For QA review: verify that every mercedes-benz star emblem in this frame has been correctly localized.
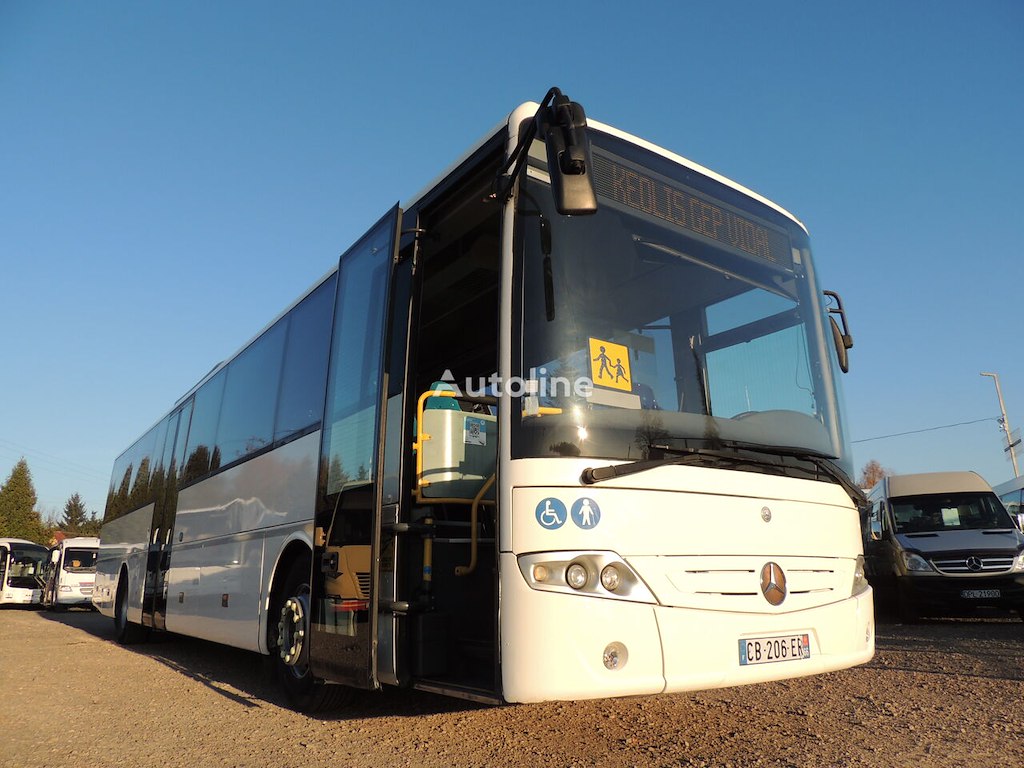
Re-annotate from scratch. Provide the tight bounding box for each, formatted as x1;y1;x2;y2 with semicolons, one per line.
760;562;787;606
966;556;984;572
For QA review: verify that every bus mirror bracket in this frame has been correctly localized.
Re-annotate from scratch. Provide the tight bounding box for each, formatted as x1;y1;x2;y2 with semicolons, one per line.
823;290;853;373
494;86;598;216
538;93;598;216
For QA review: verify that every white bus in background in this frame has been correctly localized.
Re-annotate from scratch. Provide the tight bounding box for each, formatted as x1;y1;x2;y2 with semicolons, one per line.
42;536;99;610
0;537;46;606
95;87;872;712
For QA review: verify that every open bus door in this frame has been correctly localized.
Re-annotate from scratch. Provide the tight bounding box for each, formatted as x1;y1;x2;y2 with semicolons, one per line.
309;205;402;689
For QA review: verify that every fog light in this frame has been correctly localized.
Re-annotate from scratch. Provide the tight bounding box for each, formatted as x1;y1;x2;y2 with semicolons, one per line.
532;564;550;583
566;563;588;590
600;564;622;592
603;641;628;670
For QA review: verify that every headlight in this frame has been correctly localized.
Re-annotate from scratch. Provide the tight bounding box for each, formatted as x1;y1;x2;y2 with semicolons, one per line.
566;562;588;590
901;551;932;573
1011;551;1024;572
600;564;622;592
851;555;870;596
518;551;658;603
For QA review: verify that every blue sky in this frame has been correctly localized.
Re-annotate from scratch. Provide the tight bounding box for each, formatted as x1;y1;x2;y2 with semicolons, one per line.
2;1;1022;517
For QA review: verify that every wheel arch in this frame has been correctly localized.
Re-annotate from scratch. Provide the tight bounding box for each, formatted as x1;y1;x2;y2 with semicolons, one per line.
261;535;313;655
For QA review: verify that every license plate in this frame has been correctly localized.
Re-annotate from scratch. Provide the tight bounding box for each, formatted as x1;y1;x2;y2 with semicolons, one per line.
961;589;1000;599
739;634;810;666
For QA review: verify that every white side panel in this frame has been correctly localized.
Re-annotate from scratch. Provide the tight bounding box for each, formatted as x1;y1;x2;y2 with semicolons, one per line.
94;504;154;619
164;432;319;651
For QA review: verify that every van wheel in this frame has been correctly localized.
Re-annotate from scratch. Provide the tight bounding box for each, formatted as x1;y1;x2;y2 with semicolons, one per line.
270;555;351;713
113;571;148;644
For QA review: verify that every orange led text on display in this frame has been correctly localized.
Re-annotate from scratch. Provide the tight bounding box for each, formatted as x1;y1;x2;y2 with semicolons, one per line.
595;156;785;264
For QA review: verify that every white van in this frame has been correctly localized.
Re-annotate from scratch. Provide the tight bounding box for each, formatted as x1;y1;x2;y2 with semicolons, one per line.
864;472;1024;619
42;536;99;610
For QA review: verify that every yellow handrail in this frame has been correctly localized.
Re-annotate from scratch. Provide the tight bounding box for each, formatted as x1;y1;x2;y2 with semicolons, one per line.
455;473;496;577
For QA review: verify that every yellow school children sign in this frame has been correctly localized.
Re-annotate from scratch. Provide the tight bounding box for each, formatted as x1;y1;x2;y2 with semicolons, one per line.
588;337;632;392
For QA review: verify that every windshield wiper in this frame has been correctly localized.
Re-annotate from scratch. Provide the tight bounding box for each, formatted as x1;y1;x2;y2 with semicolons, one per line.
581;441;865;506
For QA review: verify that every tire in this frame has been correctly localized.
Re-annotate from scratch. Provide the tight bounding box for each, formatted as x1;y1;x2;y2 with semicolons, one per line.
113;570;148;644
269;554;351;713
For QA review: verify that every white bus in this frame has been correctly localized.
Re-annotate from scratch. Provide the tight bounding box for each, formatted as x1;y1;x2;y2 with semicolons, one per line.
95;88;872;711
0;537;46;606
42;536;99;610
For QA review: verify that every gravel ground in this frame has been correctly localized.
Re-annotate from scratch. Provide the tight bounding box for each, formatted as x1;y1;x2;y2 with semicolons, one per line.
1;607;1022;767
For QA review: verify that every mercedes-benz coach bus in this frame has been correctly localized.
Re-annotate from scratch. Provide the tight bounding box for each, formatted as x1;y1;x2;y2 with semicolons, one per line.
94;88;872;711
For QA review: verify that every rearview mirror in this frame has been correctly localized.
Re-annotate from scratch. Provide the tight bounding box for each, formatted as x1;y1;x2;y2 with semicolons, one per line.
540;95;598;216
870;519;883;541
823;290;853;373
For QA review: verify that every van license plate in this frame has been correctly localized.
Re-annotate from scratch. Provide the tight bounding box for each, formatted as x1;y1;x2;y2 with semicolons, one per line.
739;634;810;666
961;589;1000;599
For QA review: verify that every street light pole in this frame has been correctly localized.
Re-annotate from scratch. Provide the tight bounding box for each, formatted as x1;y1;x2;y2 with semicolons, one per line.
980;372;1020;479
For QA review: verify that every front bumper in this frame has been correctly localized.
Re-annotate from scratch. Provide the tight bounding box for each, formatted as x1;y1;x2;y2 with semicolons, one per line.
499;553;874;703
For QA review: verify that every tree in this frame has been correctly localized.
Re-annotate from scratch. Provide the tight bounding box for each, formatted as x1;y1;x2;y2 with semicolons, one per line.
61;492;89;534
0;458;48;543
858;459;892;490
78;511;102;537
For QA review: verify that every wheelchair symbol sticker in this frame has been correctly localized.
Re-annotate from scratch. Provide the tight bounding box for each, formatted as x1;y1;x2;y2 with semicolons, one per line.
571;498;601;529
536;498;567;530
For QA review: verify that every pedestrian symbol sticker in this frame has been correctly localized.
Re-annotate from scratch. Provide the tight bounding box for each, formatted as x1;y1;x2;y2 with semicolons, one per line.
571;497;601;529
588;337;632;393
536;498;567;530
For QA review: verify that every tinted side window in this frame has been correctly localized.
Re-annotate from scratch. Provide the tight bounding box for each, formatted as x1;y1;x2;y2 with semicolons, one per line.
129;420;166;511
105;451;135;522
182;370;226;484
275;275;336;442
217;321;287;463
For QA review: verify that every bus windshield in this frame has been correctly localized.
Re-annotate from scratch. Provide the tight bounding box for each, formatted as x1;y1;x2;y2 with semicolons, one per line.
515;131;851;477
892;493;1015;534
4;545;46;589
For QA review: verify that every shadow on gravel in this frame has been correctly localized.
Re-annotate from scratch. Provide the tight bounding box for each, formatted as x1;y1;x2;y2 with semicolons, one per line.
35;608;487;719
872;613;1024;682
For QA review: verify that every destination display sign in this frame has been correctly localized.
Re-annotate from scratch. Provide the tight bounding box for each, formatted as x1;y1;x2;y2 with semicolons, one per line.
592;152;792;267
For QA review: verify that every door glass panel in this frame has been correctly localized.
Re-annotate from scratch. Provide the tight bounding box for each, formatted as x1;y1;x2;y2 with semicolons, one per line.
323;215;396;493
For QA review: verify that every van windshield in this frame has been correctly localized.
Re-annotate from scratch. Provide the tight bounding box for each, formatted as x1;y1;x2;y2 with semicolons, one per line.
891;493;1014;534
62;549;97;572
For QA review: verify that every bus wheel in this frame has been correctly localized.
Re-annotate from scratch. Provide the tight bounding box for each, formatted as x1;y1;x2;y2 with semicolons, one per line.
271;555;350;713
113;570;148;644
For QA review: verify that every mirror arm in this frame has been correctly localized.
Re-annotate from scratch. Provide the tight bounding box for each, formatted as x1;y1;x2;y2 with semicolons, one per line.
494;86;598;215
494;87;564;204
823;290;854;349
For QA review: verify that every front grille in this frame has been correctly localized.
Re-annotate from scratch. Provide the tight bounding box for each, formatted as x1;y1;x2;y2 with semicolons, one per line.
930;556;1014;574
